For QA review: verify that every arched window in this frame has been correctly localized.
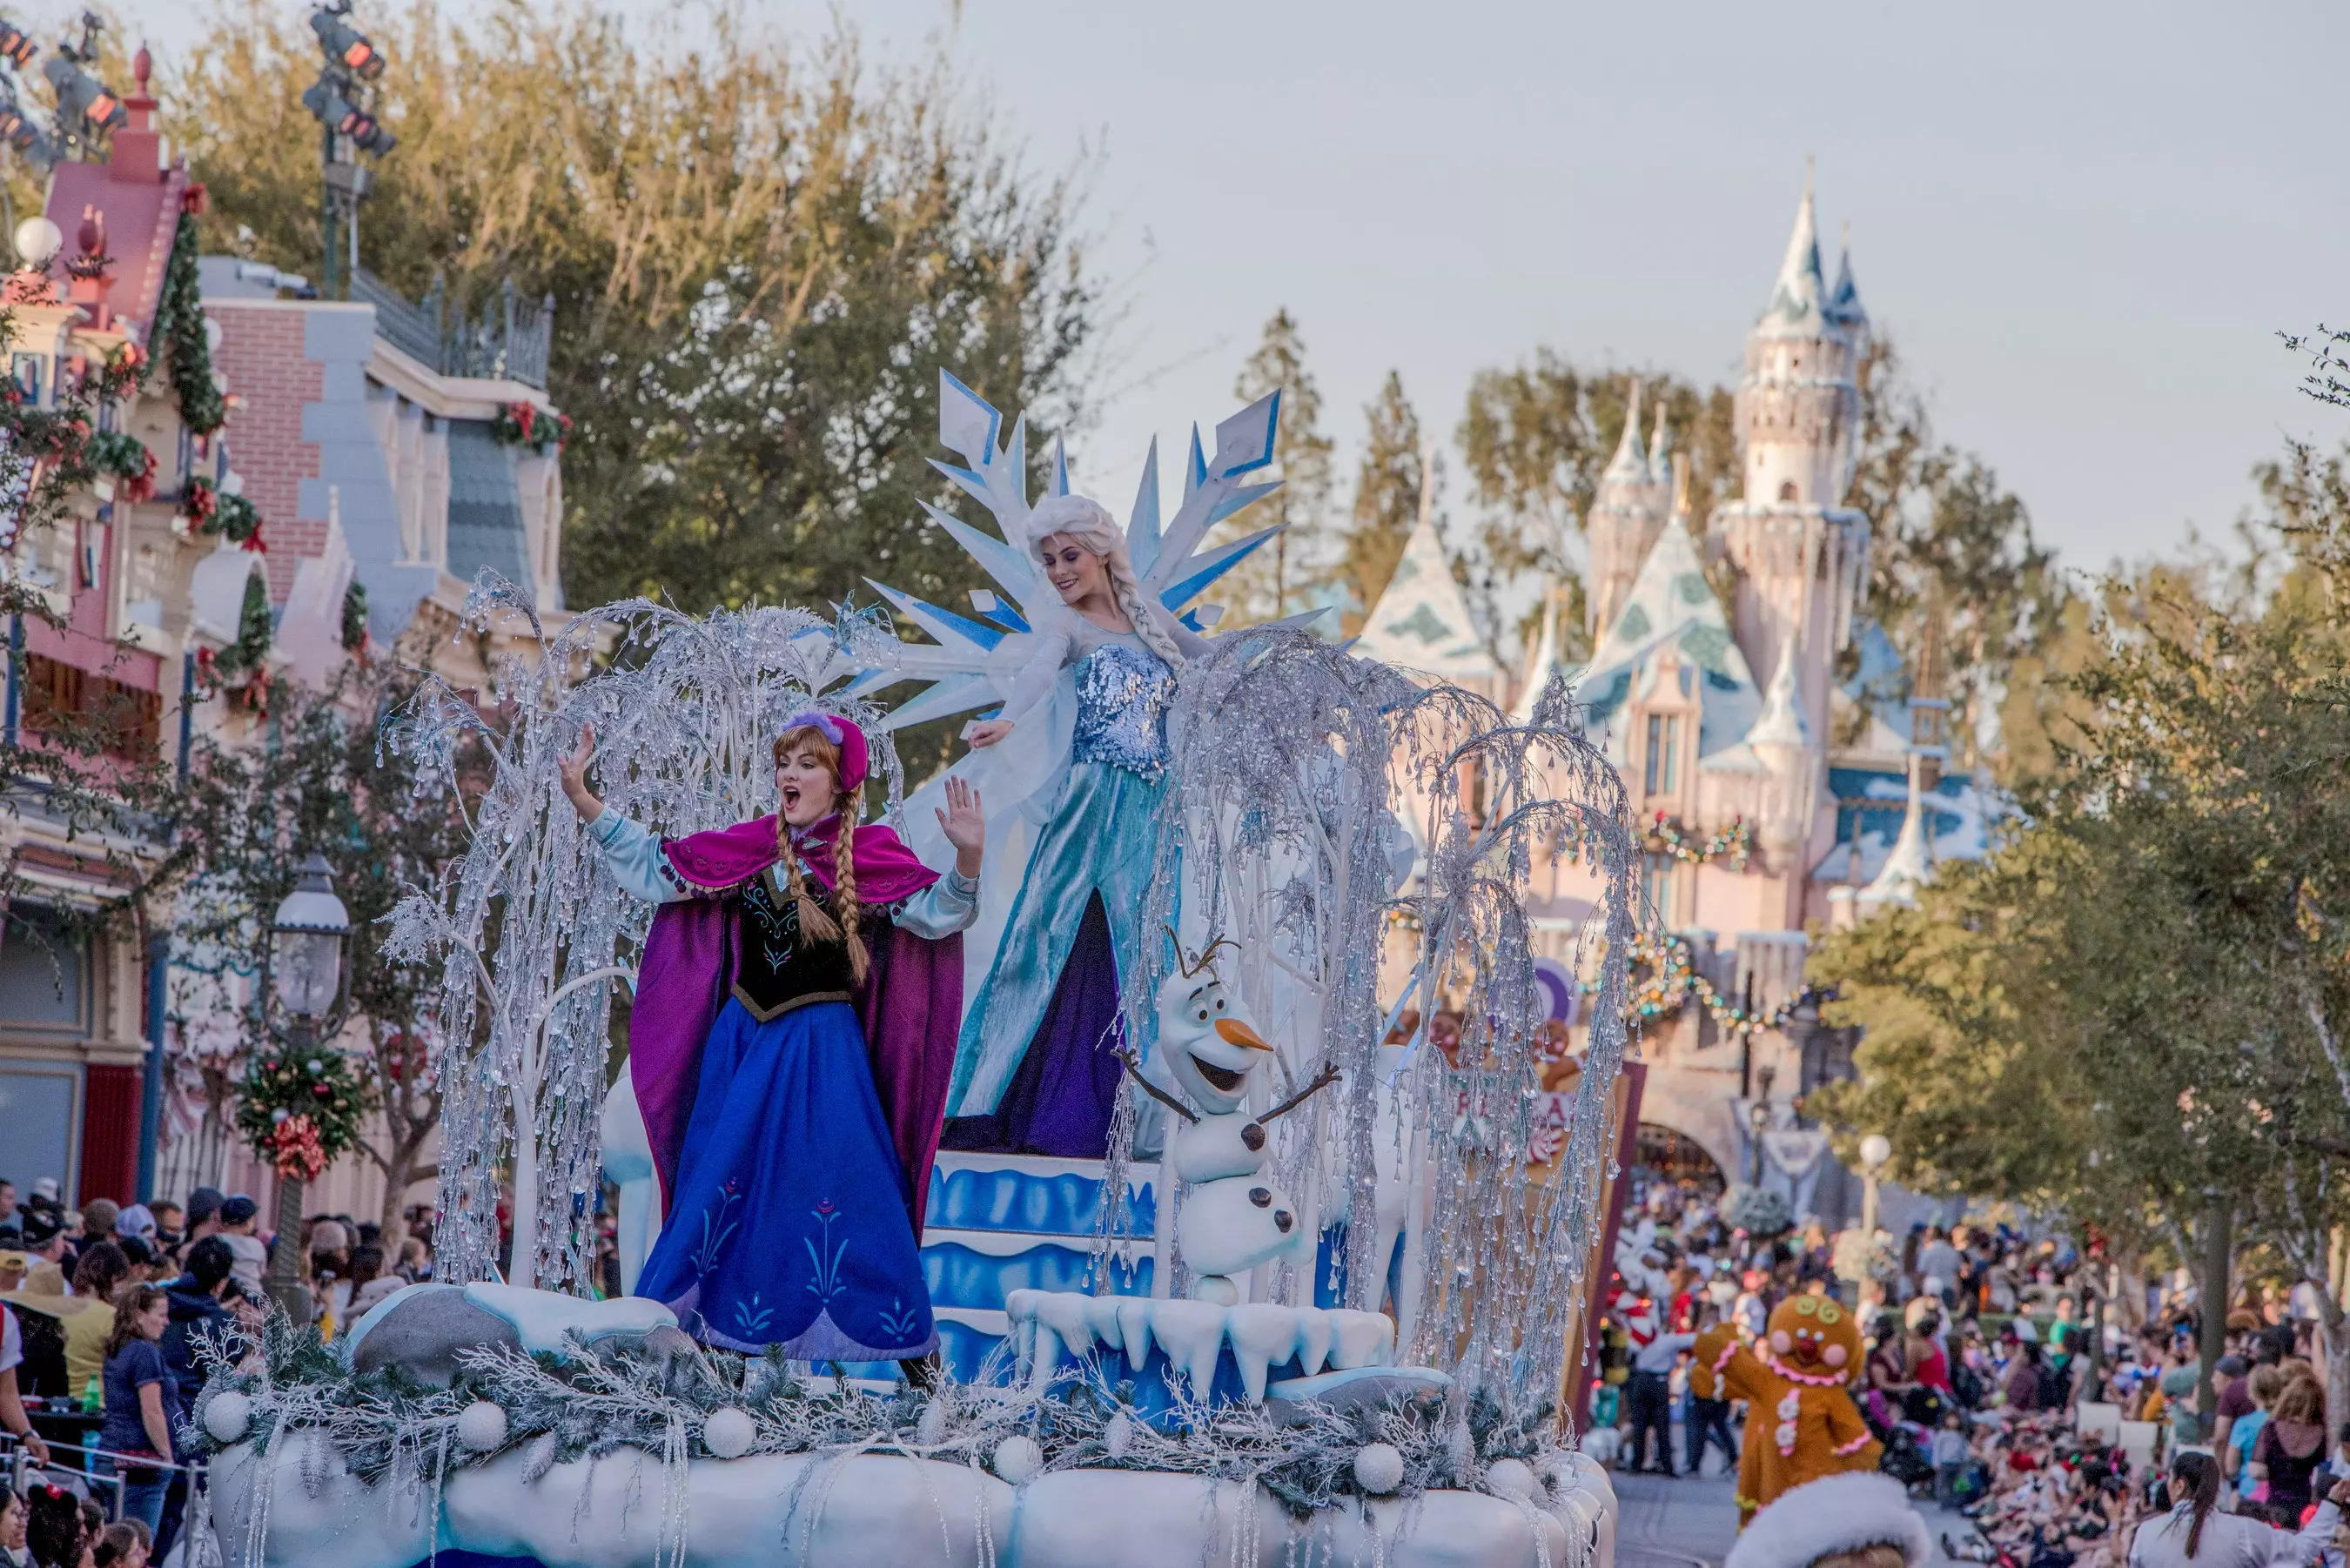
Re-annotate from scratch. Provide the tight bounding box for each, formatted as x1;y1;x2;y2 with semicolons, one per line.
1777;480;1798;502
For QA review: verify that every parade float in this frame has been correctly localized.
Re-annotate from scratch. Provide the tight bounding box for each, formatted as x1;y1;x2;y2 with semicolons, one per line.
191;373;1640;1568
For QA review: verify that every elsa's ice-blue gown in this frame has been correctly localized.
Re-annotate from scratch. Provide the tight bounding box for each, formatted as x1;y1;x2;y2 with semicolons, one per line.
942;630;1187;1156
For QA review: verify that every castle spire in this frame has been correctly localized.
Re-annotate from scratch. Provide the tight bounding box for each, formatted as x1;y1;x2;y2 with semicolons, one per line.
1603;378;1648;481
1829;218;1867;327
1647;398;1672;488
1761;167;1827;332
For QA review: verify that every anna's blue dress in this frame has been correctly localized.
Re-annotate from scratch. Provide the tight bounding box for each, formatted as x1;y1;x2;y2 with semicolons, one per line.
943;633;1179;1156
593;813;977;1357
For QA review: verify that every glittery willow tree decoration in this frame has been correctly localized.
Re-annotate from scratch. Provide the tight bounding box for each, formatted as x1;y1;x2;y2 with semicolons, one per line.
1112;634;1636;1418
385;575;885;1292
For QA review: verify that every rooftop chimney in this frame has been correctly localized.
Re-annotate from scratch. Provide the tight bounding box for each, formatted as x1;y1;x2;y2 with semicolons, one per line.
109;42;161;184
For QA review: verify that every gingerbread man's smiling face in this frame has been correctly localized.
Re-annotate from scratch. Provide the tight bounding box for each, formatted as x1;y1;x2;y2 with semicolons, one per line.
1766;1294;1861;1372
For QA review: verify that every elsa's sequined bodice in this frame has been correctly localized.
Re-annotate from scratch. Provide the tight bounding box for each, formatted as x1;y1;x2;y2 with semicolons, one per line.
1071;640;1177;781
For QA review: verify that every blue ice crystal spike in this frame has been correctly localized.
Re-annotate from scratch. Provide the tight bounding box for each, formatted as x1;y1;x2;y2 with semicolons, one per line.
1208;479;1282;528
863;580;1005;653
1004;416;1029;511
1127;439;1163;580
1160;525;1284;612
1051;435;1071;499
928;459;995;512
1185;426;1206;497
875;673;999;732
928;508;1044;619
1212;389;1281;479
937;370;1003;469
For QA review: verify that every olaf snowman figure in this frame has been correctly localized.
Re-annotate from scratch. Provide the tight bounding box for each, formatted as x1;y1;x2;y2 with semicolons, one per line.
1120;935;1341;1305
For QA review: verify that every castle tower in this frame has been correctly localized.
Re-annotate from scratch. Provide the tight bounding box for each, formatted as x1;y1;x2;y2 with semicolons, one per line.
1584;379;1673;638
1709;170;1873;747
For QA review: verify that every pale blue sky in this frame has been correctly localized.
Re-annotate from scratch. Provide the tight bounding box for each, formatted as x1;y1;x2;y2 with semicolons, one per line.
144;0;2350;580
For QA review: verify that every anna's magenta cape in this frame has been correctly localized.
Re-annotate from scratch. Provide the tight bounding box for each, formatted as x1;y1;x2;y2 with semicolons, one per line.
629;814;962;1234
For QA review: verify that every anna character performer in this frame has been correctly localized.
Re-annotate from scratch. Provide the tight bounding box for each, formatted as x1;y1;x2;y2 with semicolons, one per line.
560;714;985;1358
936;492;1211;1158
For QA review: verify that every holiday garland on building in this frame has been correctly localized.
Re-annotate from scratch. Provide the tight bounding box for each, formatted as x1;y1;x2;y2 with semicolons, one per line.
149;205;226;436
180;474;262;546
340;581;369;653
491;400;568;454
84;430;157;502
1590;926;1821;1032
235;1041;365;1182
1644;812;1752;870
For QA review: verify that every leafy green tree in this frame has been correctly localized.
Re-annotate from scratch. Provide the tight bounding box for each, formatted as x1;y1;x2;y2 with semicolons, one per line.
1218;309;1336;625
163;3;1098;658
1839;340;2065;774
1339;370;1430;637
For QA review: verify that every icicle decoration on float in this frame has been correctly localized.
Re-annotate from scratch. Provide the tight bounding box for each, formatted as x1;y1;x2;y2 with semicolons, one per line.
1110;627;1638;1415
383;577;890;1292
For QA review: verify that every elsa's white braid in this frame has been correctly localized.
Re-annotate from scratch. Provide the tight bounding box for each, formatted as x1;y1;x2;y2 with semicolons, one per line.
1026;493;1187;667
1105;550;1185;667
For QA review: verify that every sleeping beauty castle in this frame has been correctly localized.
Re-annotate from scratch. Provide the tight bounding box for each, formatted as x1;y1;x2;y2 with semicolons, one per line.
1355;175;1990;1220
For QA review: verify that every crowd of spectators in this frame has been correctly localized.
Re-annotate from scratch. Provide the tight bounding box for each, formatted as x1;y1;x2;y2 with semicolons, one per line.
1589;1176;2350;1568
0;1176;438;1565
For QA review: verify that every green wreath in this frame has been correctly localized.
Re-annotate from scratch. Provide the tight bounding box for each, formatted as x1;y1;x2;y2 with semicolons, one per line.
237;1042;366;1180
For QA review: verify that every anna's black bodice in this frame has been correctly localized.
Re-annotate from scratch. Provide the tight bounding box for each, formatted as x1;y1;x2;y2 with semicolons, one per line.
730;867;887;1021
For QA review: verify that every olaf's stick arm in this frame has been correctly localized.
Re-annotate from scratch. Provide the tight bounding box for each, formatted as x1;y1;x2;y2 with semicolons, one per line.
1117;1045;1200;1125
1259;1062;1343;1125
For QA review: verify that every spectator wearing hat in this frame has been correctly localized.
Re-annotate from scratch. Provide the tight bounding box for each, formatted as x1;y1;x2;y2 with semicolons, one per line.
160;1237;252;1409
18;1207;69;1296
180;1189;224;1253
216;1197;265;1290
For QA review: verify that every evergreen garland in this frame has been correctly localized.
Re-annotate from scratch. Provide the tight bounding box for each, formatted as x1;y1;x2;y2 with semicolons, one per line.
340;581;369;653
151;211;225;436
188;1320;1566;1526
212;573;273;680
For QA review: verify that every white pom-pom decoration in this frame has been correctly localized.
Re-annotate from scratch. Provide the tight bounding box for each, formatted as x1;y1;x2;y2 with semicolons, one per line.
992;1434;1044;1484
1486;1457;1537;1501
203;1390;252;1444
1104;1411;1135;1460
1353;1441;1406;1494
455;1400;509;1452
702;1407;755;1460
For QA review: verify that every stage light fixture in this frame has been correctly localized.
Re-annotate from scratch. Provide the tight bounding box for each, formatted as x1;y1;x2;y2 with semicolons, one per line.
302;71;395;156
309;7;386;80
42;52;124;132
0;20;36;70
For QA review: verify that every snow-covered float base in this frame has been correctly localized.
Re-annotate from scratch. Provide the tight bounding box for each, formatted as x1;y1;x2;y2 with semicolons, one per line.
210;1428;1616;1568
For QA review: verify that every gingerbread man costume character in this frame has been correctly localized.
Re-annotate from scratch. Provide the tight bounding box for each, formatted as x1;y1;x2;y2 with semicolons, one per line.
1690;1293;1883;1526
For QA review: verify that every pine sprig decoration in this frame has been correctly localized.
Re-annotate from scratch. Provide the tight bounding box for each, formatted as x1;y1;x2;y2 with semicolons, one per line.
151;210;226;436
186;1326;1569;1524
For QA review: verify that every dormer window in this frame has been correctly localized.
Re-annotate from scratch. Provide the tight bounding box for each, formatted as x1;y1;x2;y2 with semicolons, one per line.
1777;480;1798;502
10;353;43;405
1644;713;1682;795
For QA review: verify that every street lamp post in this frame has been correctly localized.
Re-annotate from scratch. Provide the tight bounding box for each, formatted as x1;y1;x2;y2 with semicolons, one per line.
263;854;350;1324
1859;1133;1892;1236
1747;1094;1770;1186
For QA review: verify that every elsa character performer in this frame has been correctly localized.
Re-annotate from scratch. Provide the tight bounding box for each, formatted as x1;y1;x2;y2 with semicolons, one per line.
939;493;1212;1157
559;713;985;1361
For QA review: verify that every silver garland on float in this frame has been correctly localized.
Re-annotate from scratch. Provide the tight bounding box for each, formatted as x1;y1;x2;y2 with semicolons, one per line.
1110;632;1636;1421
383;574;896;1291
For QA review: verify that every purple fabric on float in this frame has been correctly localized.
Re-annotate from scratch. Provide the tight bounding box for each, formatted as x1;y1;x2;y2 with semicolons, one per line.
940;891;1123;1158
856;921;963;1231
631;897;735;1221
661;814;937;903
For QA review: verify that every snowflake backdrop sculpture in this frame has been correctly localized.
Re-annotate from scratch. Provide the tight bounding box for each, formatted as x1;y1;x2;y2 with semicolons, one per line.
390;372;1638;1421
